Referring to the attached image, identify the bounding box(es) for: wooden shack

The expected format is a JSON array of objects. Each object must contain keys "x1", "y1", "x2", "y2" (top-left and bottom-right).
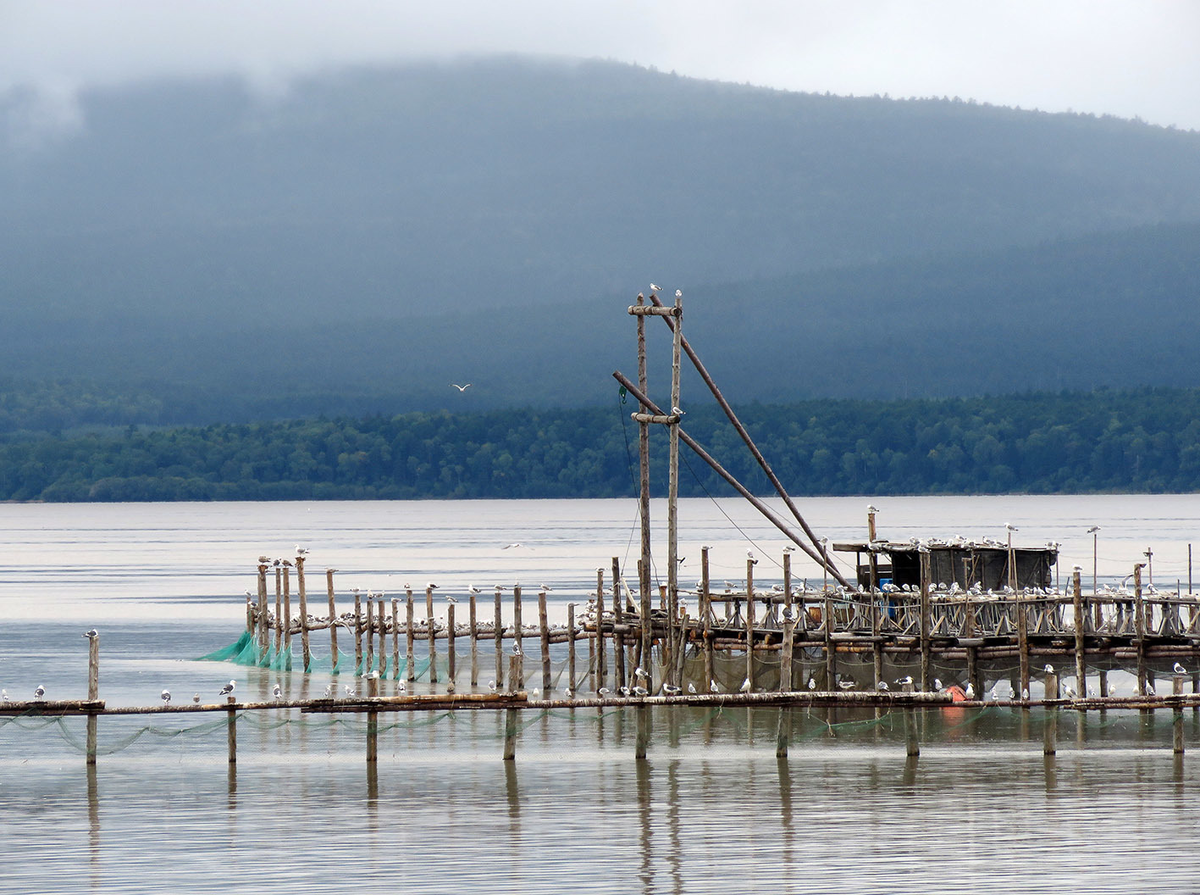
[{"x1": 833, "y1": 539, "x2": 1058, "y2": 591}]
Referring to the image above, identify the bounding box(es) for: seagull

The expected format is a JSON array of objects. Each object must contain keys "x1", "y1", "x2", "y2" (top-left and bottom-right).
[
  {"x1": 633, "y1": 686, "x2": 648, "y2": 697},
  {"x1": 866, "y1": 505, "x2": 878, "y2": 514},
  {"x1": 295, "y1": 546, "x2": 308, "y2": 556},
  {"x1": 1, "y1": 690, "x2": 7, "y2": 702},
  {"x1": 671, "y1": 406, "x2": 685, "y2": 417},
  {"x1": 344, "y1": 685, "x2": 355, "y2": 698},
  {"x1": 1087, "y1": 525, "x2": 1100, "y2": 534},
  {"x1": 565, "y1": 687, "x2": 574, "y2": 699},
  {"x1": 1174, "y1": 662, "x2": 1187, "y2": 675},
  {"x1": 323, "y1": 683, "x2": 334, "y2": 698},
  {"x1": 468, "y1": 585, "x2": 482, "y2": 594},
  {"x1": 219, "y1": 680, "x2": 236, "y2": 697},
  {"x1": 82, "y1": 629, "x2": 98, "y2": 639},
  {"x1": 192, "y1": 693, "x2": 200, "y2": 704},
  {"x1": 675, "y1": 289, "x2": 682, "y2": 298},
  {"x1": 427, "y1": 583, "x2": 439, "y2": 590},
  {"x1": 964, "y1": 683, "x2": 975, "y2": 699},
  {"x1": 531, "y1": 688, "x2": 540, "y2": 698},
  {"x1": 807, "y1": 677, "x2": 817, "y2": 690},
  {"x1": 710, "y1": 679, "x2": 721, "y2": 693},
  {"x1": 687, "y1": 682, "x2": 697, "y2": 694},
  {"x1": 650, "y1": 283, "x2": 661, "y2": 292},
  {"x1": 599, "y1": 687, "x2": 612, "y2": 698},
  {"x1": 1063, "y1": 684, "x2": 1077, "y2": 698},
  {"x1": 740, "y1": 677, "x2": 752, "y2": 693},
  {"x1": 746, "y1": 549, "x2": 756, "y2": 560},
  {"x1": 272, "y1": 683, "x2": 282, "y2": 701},
  {"x1": 488, "y1": 680, "x2": 497, "y2": 692},
  {"x1": 446, "y1": 596, "x2": 458, "y2": 604},
  {"x1": 783, "y1": 545, "x2": 796, "y2": 553},
  {"x1": 34, "y1": 685, "x2": 45, "y2": 700},
  {"x1": 450, "y1": 383, "x2": 472, "y2": 392},
  {"x1": 934, "y1": 678, "x2": 943, "y2": 691},
  {"x1": 540, "y1": 584, "x2": 553, "y2": 592},
  {"x1": 398, "y1": 680, "x2": 407, "y2": 693},
  {"x1": 1005, "y1": 523, "x2": 1018, "y2": 532},
  {"x1": 1145, "y1": 681, "x2": 1156, "y2": 696},
  {"x1": 634, "y1": 667, "x2": 647, "y2": 680},
  {"x1": 1044, "y1": 664, "x2": 1055, "y2": 674},
  {"x1": 618, "y1": 686, "x2": 631, "y2": 697},
  {"x1": 501, "y1": 543, "x2": 526, "y2": 550},
  {"x1": 161, "y1": 689, "x2": 171, "y2": 705},
  {"x1": 877, "y1": 680, "x2": 889, "y2": 691},
  {"x1": 838, "y1": 680, "x2": 856, "y2": 690},
  {"x1": 897, "y1": 675, "x2": 914, "y2": 687},
  {"x1": 512, "y1": 644, "x2": 522, "y2": 657},
  {"x1": 258, "y1": 555, "x2": 271, "y2": 564}
]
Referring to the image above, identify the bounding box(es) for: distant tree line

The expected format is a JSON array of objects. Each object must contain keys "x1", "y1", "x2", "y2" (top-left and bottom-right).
[{"x1": 1, "y1": 387, "x2": 1199, "y2": 501}]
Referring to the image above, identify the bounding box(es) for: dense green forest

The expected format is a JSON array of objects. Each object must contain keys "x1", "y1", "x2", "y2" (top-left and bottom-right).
[{"x1": 3, "y1": 387, "x2": 1198, "y2": 501}]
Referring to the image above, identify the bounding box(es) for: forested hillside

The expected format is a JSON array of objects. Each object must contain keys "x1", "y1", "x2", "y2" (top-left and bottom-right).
[{"x1": 4, "y1": 387, "x2": 1198, "y2": 501}]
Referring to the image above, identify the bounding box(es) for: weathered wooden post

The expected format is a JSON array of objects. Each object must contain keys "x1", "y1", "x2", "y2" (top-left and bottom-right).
[
  {"x1": 447, "y1": 602, "x2": 457, "y2": 692},
  {"x1": 86, "y1": 632, "x2": 99, "y2": 765},
  {"x1": 391, "y1": 597, "x2": 400, "y2": 680},
  {"x1": 426, "y1": 585, "x2": 438, "y2": 684},
  {"x1": 1018, "y1": 598, "x2": 1031, "y2": 699},
  {"x1": 353, "y1": 589, "x2": 364, "y2": 675},
  {"x1": 594, "y1": 570, "x2": 606, "y2": 690},
  {"x1": 364, "y1": 599, "x2": 374, "y2": 676},
  {"x1": 823, "y1": 590, "x2": 836, "y2": 687},
  {"x1": 469, "y1": 591, "x2": 479, "y2": 686},
  {"x1": 775, "y1": 708, "x2": 791, "y2": 758},
  {"x1": 567, "y1": 602, "x2": 577, "y2": 695},
  {"x1": 1072, "y1": 568, "x2": 1086, "y2": 697},
  {"x1": 503, "y1": 705, "x2": 519, "y2": 761},
  {"x1": 637, "y1": 559, "x2": 650, "y2": 689},
  {"x1": 745, "y1": 556, "x2": 757, "y2": 690},
  {"x1": 406, "y1": 588, "x2": 416, "y2": 684},
  {"x1": 274, "y1": 564, "x2": 283, "y2": 658},
  {"x1": 904, "y1": 710, "x2": 919, "y2": 757},
  {"x1": 538, "y1": 589, "x2": 551, "y2": 695},
  {"x1": 701, "y1": 547, "x2": 714, "y2": 689},
  {"x1": 919, "y1": 548, "x2": 932, "y2": 692},
  {"x1": 780, "y1": 618, "x2": 795, "y2": 693},
  {"x1": 376, "y1": 596, "x2": 386, "y2": 677},
  {"x1": 257, "y1": 563, "x2": 270, "y2": 653},
  {"x1": 296, "y1": 556, "x2": 311, "y2": 671},
  {"x1": 612, "y1": 558, "x2": 626, "y2": 690},
  {"x1": 1174, "y1": 705, "x2": 1185, "y2": 754},
  {"x1": 635, "y1": 704, "x2": 650, "y2": 760},
  {"x1": 226, "y1": 693, "x2": 238, "y2": 765},
  {"x1": 494, "y1": 586, "x2": 505, "y2": 689},
  {"x1": 1134, "y1": 563, "x2": 1148, "y2": 696},
  {"x1": 325, "y1": 568, "x2": 339, "y2": 672}
]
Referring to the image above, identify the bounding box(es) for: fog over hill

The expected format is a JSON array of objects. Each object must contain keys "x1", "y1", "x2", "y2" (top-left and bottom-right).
[{"x1": 2, "y1": 57, "x2": 1198, "y2": 420}]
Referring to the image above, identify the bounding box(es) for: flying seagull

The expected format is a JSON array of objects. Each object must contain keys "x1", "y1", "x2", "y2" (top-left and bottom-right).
[{"x1": 451, "y1": 383, "x2": 472, "y2": 392}]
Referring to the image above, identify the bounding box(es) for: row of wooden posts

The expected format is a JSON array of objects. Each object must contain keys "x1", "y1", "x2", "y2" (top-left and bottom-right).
[{"x1": 252, "y1": 555, "x2": 1200, "y2": 704}]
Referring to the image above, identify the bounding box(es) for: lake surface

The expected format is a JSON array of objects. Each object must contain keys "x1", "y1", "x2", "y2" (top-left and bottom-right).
[{"x1": 2, "y1": 495, "x2": 1200, "y2": 893}]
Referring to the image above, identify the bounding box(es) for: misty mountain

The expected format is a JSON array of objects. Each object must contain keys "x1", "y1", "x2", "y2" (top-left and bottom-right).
[
  {"x1": 3, "y1": 221, "x2": 1198, "y2": 429},
  {"x1": 3, "y1": 56, "x2": 1199, "y2": 330}
]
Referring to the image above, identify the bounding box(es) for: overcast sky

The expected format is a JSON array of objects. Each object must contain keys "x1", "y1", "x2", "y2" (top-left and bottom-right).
[{"x1": 2, "y1": 0, "x2": 1199, "y2": 131}]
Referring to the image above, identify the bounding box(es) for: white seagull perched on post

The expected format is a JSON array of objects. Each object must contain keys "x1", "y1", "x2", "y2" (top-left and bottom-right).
[
  {"x1": 1175, "y1": 662, "x2": 1188, "y2": 675},
  {"x1": 450, "y1": 383, "x2": 472, "y2": 392},
  {"x1": 83, "y1": 629, "x2": 98, "y2": 639},
  {"x1": 219, "y1": 680, "x2": 236, "y2": 698},
  {"x1": 650, "y1": 283, "x2": 661, "y2": 293},
  {"x1": 468, "y1": 585, "x2": 482, "y2": 595},
  {"x1": 34, "y1": 685, "x2": 45, "y2": 700},
  {"x1": 161, "y1": 689, "x2": 171, "y2": 705},
  {"x1": 273, "y1": 683, "x2": 283, "y2": 701},
  {"x1": 295, "y1": 545, "x2": 308, "y2": 556}
]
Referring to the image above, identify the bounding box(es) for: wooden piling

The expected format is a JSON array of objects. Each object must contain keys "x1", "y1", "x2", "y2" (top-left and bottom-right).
[
  {"x1": 567, "y1": 602, "x2": 577, "y2": 694},
  {"x1": 1134, "y1": 564, "x2": 1147, "y2": 695},
  {"x1": 919, "y1": 550, "x2": 931, "y2": 692},
  {"x1": 469, "y1": 592, "x2": 479, "y2": 686},
  {"x1": 86, "y1": 634, "x2": 99, "y2": 765},
  {"x1": 447, "y1": 603, "x2": 457, "y2": 691},
  {"x1": 391, "y1": 598, "x2": 400, "y2": 680},
  {"x1": 282, "y1": 563, "x2": 293, "y2": 665},
  {"x1": 824, "y1": 594, "x2": 836, "y2": 686},
  {"x1": 296, "y1": 557, "x2": 311, "y2": 671},
  {"x1": 503, "y1": 707, "x2": 518, "y2": 761},
  {"x1": 635, "y1": 704, "x2": 650, "y2": 760},
  {"x1": 376, "y1": 597, "x2": 386, "y2": 677},
  {"x1": 594, "y1": 570, "x2": 606, "y2": 691},
  {"x1": 775, "y1": 707, "x2": 790, "y2": 758},
  {"x1": 701, "y1": 547, "x2": 714, "y2": 690},
  {"x1": 353, "y1": 590, "x2": 363, "y2": 675},
  {"x1": 406, "y1": 589, "x2": 416, "y2": 683},
  {"x1": 274, "y1": 566, "x2": 283, "y2": 658},
  {"x1": 538, "y1": 590, "x2": 551, "y2": 695},
  {"x1": 905, "y1": 710, "x2": 919, "y2": 757},
  {"x1": 325, "y1": 568, "x2": 338, "y2": 672},
  {"x1": 780, "y1": 619, "x2": 795, "y2": 693},
  {"x1": 364, "y1": 599, "x2": 374, "y2": 676},
  {"x1": 257, "y1": 564, "x2": 269, "y2": 653},
  {"x1": 612, "y1": 558, "x2": 626, "y2": 690},
  {"x1": 494, "y1": 587, "x2": 504, "y2": 688},
  {"x1": 1043, "y1": 709, "x2": 1057, "y2": 755},
  {"x1": 426, "y1": 586, "x2": 438, "y2": 684},
  {"x1": 1073, "y1": 569, "x2": 1086, "y2": 696},
  {"x1": 366, "y1": 708, "x2": 378, "y2": 763},
  {"x1": 227, "y1": 696, "x2": 237, "y2": 765},
  {"x1": 745, "y1": 558, "x2": 756, "y2": 690},
  {"x1": 1174, "y1": 708, "x2": 1185, "y2": 754},
  {"x1": 638, "y1": 559, "x2": 650, "y2": 689},
  {"x1": 1018, "y1": 599, "x2": 1030, "y2": 698}
]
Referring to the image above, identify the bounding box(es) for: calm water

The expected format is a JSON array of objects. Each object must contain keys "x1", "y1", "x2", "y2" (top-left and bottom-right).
[{"x1": 2, "y1": 496, "x2": 1200, "y2": 893}]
